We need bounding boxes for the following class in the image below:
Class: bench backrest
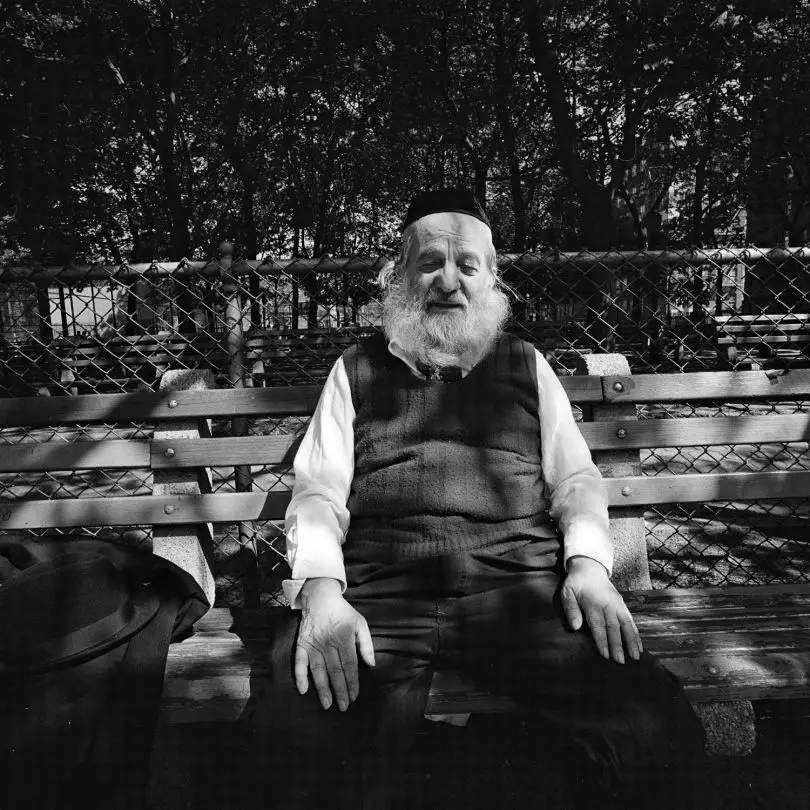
[2,365,809,598]
[715,314,810,345]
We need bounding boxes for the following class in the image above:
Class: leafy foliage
[0,0,807,263]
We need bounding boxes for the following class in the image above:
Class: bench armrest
[576,354,651,590]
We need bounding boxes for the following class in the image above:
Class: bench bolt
[164,505,176,514]
[612,382,624,393]
[621,486,632,496]
[168,399,178,409]
[163,447,176,458]
[616,428,627,439]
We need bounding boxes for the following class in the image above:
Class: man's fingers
[620,614,643,660]
[324,647,351,712]
[561,587,583,631]
[585,609,609,659]
[605,616,624,664]
[294,644,310,695]
[356,620,376,669]
[308,651,333,710]
[338,640,360,704]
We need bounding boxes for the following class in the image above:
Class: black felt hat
[402,187,490,231]
[0,550,160,673]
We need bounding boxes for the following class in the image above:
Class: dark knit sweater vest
[342,331,557,564]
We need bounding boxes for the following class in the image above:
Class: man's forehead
[409,212,493,252]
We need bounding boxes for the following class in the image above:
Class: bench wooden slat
[0,491,290,529]
[718,323,810,335]
[151,436,302,469]
[0,386,322,426]
[716,314,810,324]
[718,335,810,346]
[623,584,810,613]
[605,469,810,506]
[0,376,605,426]
[656,653,810,702]
[642,628,810,656]
[579,413,810,450]
[0,440,149,473]
[718,324,809,336]
[604,370,810,404]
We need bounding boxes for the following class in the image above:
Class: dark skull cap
[402,188,490,232]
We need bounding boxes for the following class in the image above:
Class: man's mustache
[424,292,467,307]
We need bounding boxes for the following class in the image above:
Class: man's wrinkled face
[381,211,509,367]
[403,212,495,313]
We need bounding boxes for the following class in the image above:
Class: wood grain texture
[0,439,149,472]
[0,386,322,426]
[0,491,291,529]
[151,435,303,469]
[604,469,810,506]
[603,370,810,403]
[580,413,810,450]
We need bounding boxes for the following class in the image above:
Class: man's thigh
[449,554,705,788]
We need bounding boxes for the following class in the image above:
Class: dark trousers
[251,542,706,809]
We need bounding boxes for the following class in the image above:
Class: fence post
[219,242,260,607]
[35,281,53,344]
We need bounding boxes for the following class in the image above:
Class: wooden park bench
[716,313,810,369]
[1,354,810,776]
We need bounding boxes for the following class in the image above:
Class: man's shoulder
[340,330,389,393]
[493,333,540,365]
[503,333,538,354]
[341,329,387,361]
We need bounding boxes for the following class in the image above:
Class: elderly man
[256,189,705,809]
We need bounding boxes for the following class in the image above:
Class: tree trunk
[494,11,527,251]
[691,94,718,247]
[520,0,620,349]
[157,134,191,261]
[520,0,618,249]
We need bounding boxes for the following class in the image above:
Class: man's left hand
[560,556,643,664]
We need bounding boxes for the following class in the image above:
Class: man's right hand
[295,577,375,712]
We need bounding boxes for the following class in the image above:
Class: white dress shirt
[282,341,613,608]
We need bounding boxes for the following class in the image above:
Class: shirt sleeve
[535,350,614,576]
[282,356,355,609]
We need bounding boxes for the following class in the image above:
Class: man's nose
[434,263,460,293]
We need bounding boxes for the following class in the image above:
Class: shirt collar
[387,339,475,380]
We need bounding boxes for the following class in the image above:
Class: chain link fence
[1,246,809,601]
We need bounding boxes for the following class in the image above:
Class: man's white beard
[381,276,511,368]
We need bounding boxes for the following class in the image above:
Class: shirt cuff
[562,518,614,578]
[283,554,348,610]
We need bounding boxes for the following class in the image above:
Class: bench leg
[692,700,756,756]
